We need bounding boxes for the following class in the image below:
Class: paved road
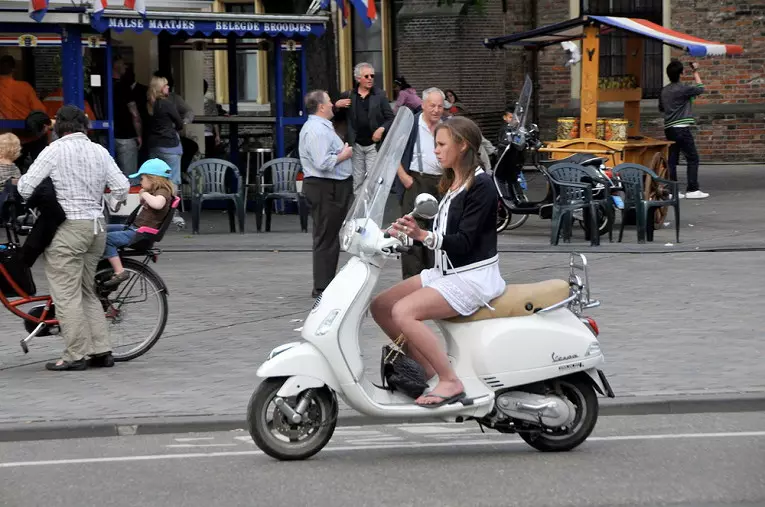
[1,413,763,507]
[1,249,763,425]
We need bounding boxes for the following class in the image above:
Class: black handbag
[0,244,36,298]
[379,334,429,399]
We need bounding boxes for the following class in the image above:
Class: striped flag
[349,0,376,28]
[93,0,146,21]
[92,0,107,20]
[320,0,376,27]
[28,0,49,22]
[124,0,146,17]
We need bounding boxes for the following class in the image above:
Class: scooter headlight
[341,220,356,251]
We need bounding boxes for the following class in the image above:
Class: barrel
[607,119,628,142]
[556,117,580,141]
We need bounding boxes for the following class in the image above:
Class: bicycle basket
[0,244,36,297]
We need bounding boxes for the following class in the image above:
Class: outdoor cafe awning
[90,9,328,38]
[484,15,744,57]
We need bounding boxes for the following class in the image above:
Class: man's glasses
[363,74,375,79]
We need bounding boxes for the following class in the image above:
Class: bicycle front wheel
[95,258,168,362]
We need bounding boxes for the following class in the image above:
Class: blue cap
[129,159,172,179]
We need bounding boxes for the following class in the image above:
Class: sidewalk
[161,164,765,253]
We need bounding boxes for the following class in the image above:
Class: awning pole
[105,32,115,157]
[227,34,239,167]
[274,37,284,158]
[300,43,308,115]
[61,25,84,110]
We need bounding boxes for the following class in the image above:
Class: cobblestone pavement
[1,247,763,424]
[1,164,763,424]
[156,164,765,252]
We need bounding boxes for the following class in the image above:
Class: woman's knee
[390,300,414,328]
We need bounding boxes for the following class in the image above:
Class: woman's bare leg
[370,275,436,377]
[390,287,464,406]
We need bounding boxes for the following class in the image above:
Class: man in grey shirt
[659,60,708,199]
[299,90,354,298]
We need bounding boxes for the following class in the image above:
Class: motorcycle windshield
[340,107,414,244]
[510,75,533,131]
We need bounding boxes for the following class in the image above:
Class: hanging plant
[283,50,299,104]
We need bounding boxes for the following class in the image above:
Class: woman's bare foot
[415,379,465,407]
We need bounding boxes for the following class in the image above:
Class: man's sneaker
[685,190,709,199]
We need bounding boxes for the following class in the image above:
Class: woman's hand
[391,215,427,243]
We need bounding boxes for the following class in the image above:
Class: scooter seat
[445,279,570,323]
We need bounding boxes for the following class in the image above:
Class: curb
[1,393,764,443]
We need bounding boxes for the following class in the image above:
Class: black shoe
[102,271,130,288]
[45,358,88,371]
[312,289,323,299]
[88,352,115,368]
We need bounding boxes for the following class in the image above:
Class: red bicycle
[0,192,175,361]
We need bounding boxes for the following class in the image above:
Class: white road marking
[165,444,239,449]
[173,437,215,442]
[398,425,477,435]
[344,436,405,445]
[1,431,764,469]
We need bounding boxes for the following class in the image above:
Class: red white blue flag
[320,0,376,28]
[28,0,49,22]
[93,0,146,21]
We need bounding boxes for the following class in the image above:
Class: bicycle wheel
[95,258,168,362]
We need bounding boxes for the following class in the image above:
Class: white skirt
[421,262,506,316]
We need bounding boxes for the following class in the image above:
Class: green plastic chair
[612,163,680,244]
[188,158,246,235]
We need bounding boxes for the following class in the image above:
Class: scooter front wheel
[247,377,338,461]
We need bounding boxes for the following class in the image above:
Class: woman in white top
[370,116,505,408]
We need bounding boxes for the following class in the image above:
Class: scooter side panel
[441,309,603,388]
[302,257,376,384]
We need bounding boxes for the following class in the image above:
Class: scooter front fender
[256,342,341,394]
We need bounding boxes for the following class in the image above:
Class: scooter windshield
[510,75,533,131]
[340,108,414,242]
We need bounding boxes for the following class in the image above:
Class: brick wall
[394,0,511,135]
[532,0,764,162]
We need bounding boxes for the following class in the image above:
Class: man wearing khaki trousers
[18,106,129,371]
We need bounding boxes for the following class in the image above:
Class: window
[352,1,383,80]
[581,0,664,98]
[225,3,260,102]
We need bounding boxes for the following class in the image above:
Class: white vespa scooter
[248,108,614,461]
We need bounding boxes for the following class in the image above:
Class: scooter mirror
[412,193,438,219]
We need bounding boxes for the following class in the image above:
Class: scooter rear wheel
[519,375,599,452]
[247,377,338,461]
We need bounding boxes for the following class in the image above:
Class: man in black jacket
[334,62,394,194]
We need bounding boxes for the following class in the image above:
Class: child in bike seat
[0,133,22,187]
[102,159,174,287]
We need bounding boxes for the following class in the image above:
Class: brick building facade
[346,0,761,162]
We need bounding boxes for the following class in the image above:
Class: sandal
[415,391,466,409]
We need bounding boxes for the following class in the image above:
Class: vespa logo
[552,352,579,363]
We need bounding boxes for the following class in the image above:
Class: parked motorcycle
[246,108,614,461]
[494,76,616,236]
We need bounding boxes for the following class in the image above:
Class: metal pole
[300,43,308,116]
[227,34,239,167]
[274,37,284,157]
